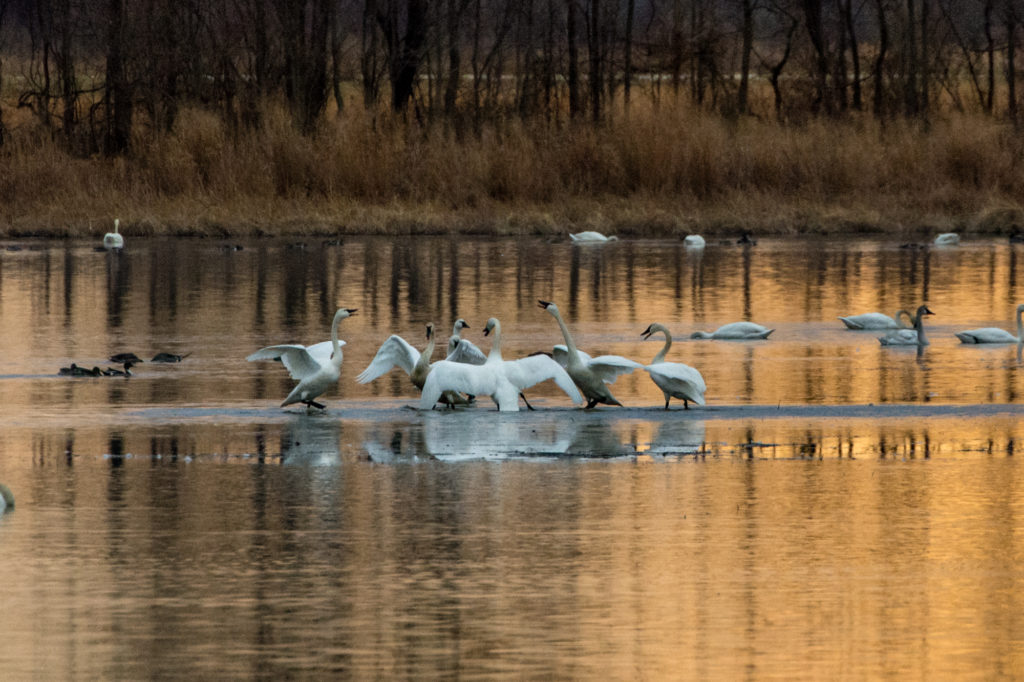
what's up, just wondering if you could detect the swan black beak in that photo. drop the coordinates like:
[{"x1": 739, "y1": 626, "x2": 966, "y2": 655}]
[
  {"x1": 426, "y1": 325, "x2": 433, "y2": 339},
  {"x1": 346, "y1": 308, "x2": 358, "y2": 315},
  {"x1": 641, "y1": 325, "x2": 654, "y2": 340},
  {"x1": 538, "y1": 299, "x2": 552, "y2": 309},
  {"x1": 922, "y1": 307, "x2": 935, "y2": 316}
]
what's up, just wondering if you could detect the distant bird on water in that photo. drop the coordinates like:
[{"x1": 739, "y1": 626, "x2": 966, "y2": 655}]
[
  {"x1": 103, "y1": 218, "x2": 124, "y2": 249},
  {"x1": 570, "y1": 231, "x2": 618, "y2": 243},
  {"x1": 0, "y1": 483, "x2": 14, "y2": 513}
]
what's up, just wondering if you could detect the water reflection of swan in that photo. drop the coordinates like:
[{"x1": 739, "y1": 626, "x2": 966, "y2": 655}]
[
  {"x1": 641, "y1": 323, "x2": 706, "y2": 409},
  {"x1": 280, "y1": 416, "x2": 342, "y2": 465},
  {"x1": 879, "y1": 305, "x2": 934, "y2": 346},
  {"x1": 420, "y1": 318, "x2": 583, "y2": 412},
  {"x1": 423, "y1": 413, "x2": 578, "y2": 460},
  {"x1": 838, "y1": 310, "x2": 912, "y2": 330},
  {"x1": 647, "y1": 419, "x2": 706, "y2": 455},
  {"x1": 103, "y1": 218, "x2": 124, "y2": 249},
  {"x1": 0, "y1": 483, "x2": 14, "y2": 513},
  {"x1": 570, "y1": 231, "x2": 617, "y2": 243},
  {"x1": 539, "y1": 300, "x2": 641, "y2": 408},
  {"x1": 955, "y1": 304, "x2": 1024, "y2": 344},
  {"x1": 690, "y1": 321, "x2": 774, "y2": 340},
  {"x1": 247, "y1": 307, "x2": 357, "y2": 409}
]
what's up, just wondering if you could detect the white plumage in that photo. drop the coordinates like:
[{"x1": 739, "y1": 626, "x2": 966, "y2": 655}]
[
  {"x1": 838, "y1": 310, "x2": 912, "y2": 330},
  {"x1": 879, "y1": 305, "x2": 934, "y2": 346},
  {"x1": 690, "y1": 321, "x2": 774, "y2": 340},
  {"x1": 955, "y1": 304, "x2": 1024, "y2": 344},
  {"x1": 641, "y1": 323, "x2": 706, "y2": 409},
  {"x1": 103, "y1": 218, "x2": 124, "y2": 249}
]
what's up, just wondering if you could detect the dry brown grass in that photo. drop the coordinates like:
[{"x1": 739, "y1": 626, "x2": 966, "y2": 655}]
[{"x1": 1, "y1": 100, "x2": 1022, "y2": 239}]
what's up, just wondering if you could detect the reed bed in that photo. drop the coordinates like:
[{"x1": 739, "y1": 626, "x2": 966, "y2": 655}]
[{"x1": 1, "y1": 102, "x2": 1022, "y2": 238}]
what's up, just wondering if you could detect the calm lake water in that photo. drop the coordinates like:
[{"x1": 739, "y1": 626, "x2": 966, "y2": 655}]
[{"x1": 1, "y1": 235, "x2": 1022, "y2": 678}]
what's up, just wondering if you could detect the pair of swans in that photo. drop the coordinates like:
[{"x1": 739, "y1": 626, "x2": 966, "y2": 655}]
[
  {"x1": 878, "y1": 305, "x2": 935, "y2": 345},
  {"x1": 247, "y1": 307, "x2": 357, "y2": 409},
  {"x1": 955, "y1": 303, "x2": 1024, "y2": 344},
  {"x1": 540, "y1": 301, "x2": 706, "y2": 409},
  {"x1": 358, "y1": 319, "x2": 485, "y2": 406},
  {"x1": 103, "y1": 218, "x2": 124, "y2": 249}
]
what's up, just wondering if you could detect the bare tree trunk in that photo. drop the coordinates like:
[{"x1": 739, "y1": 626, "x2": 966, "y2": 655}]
[
  {"x1": 873, "y1": 0, "x2": 889, "y2": 118},
  {"x1": 567, "y1": 0, "x2": 581, "y2": 118},
  {"x1": 588, "y1": 0, "x2": 602, "y2": 122},
  {"x1": 984, "y1": 0, "x2": 995, "y2": 113},
  {"x1": 737, "y1": 0, "x2": 753, "y2": 114},
  {"x1": 623, "y1": 0, "x2": 634, "y2": 111},
  {"x1": 104, "y1": 0, "x2": 132, "y2": 155},
  {"x1": 842, "y1": 0, "x2": 862, "y2": 109},
  {"x1": 1007, "y1": 9, "x2": 1018, "y2": 123}
]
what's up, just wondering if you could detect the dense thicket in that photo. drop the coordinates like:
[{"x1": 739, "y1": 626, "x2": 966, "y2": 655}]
[{"x1": 0, "y1": 0, "x2": 1021, "y2": 156}]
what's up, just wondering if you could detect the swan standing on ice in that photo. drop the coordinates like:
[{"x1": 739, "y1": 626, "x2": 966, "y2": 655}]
[
  {"x1": 358, "y1": 323, "x2": 476, "y2": 405},
  {"x1": 641, "y1": 323, "x2": 707, "y2": 409},
  {"x1": 103, "y1": 218, "x2": 124, "y2": 249},
  {"x1": 247, "y1": 307, "x2": 357, "y2": 409},
  {"x1": 878, "y1": 305, "x2": 934, "y2": 345},
  {"x1": 570, "y1": 231, "x2": 618, "y2": 243},
  {"x1": 690, "y1": 321, "x2": 774, "y2": 340},
  {"x1": 934, "y1": 233, "x2": 960, "y2": 246},
  {"x1": 420, "y1": 317, "x2": 583, "y2": 412},
  {"x1": 0, "y1": 483, "x2": 14, "y2": 513},
  {"x1": 838, "y1": 310, "x2": 913, "y2": 330},
  {"x1": 683, "y1": 234, "x2": 706, "y2": 249},
  {"x1": 538, "y1": 300, "x2": 641, "y2": 408},
  {"x1": 447, "y1": 319, "x2": 486, "y2": 362},
  {"x1": 955, "y1": 304, "x2": 1024, "y2": 344}
]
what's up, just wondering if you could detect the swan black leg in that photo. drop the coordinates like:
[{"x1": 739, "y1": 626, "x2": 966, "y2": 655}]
[
  {"x1": 683, "y1": 399, "x2": 689, "y2": 410},
  {"x1": 665, "y1": 397, "x2": 671, "y2": 410},
  {"x1": 585, "y1": 398, "x2": 598, "y2": 409},
  {"x1": 519, "y1": 393, "x2": 536, "y2": 411},
  {"x1": 303, "y1": 399, "x2": 326, "y2": 410}
]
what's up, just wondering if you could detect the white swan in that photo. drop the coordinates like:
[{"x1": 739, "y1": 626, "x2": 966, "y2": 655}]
[
  {"x1": 934, "y1": 232, "x2": 960, "y2": 246},
  {"x1": 357, "y1": 323, "x2": 475, "y2": 405},
  {"x1": 539, "y1": 300, "x2": 641, "y2": 407},
  {"x1": 570, "y1": 231, "x2": 618, "y2": 243},
  {"x1": 447, "y1": 319, "x2": 486, "y2": 362},
  {"x1": 690, "y1": 321, "x2": 774, "y2": 340},
  {"x1": 879, "y1": 305, "x2": 934, "y2": 346},
  {"x1": 641, "y1": 323, "x2": 706, "y2": 409},
  {"x1": 955, "y1": 303, "x2": 1024, "y2": 344},
  {"x1": 420, "y1": 318, "x2": 583, "y2": 412},
  {"x1": 103, "y1": 218, "x2": 124, "y2": 249},
  {"x1": 838, "y1": 310, "x2": 913, "y2": 330},
  {"x1": 247, "y1": 307, "x2": 357, "y2": 409},
  {"x1": 683, "y1": 234, "x2": 706, "y2": 249},
  {"x1": 0, "y1": 483, "x2": 14, "y2": 513}
]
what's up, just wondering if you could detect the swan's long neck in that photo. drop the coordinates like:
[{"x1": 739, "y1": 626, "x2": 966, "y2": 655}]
[
  {"x1": 418, "y1": 330, "x2": 436, "y2": 371},
  {"x1": 1017, "y1": 305, "x2": 1024, "y2": 341},
  {"x1": 914, "y1": 311, "x2": 928, "y2": 345},
  {"x1": 550, "y1": 308, "x2": 581, "y2": 366},
  {"x1": 330, "y1": 310, "x2": 344, "y2": 364},
  {"x1": 487, "y1": 320, "x2": 503, "y2": 363},
  {"x1": 652, "y1": 328, "x2": 672, "y2": 364}
]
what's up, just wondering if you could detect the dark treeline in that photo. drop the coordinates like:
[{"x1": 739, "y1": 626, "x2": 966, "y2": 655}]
[{"x1": 0, "y1": 0, "x2": 1021, "y2": 156}]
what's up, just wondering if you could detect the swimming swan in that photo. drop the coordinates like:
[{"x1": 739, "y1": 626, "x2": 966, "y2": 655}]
[
  {"x1": 954, "y1": 303, "x2": 1024, "y2": 344},
  {"x1": 247, "y1": 307, "x2": 357, "y2": 409},
  {"x1": 357, "y1": 323, "x2": 474, "y2": 405},
  {"x1": 420, "y1": 318, "x2": 583, "y2": 412},
  {"x1": 447, "y1": 319, "x2": 486, "y2": 362},
  {"x1": 934, "y1": 232, "x2": 960, "y2": 246},
  {"x1": 641, "y1": 323, "x2": 707, "y2": 409},
  {"x1": 690, "y1": 321, "x2": 774, "y2": 340},
  {"x1": 683, "y1": 234, "x2": 706, "y2": 249},
  {"x1": 570, "y1": 231, "x2": 618, "y2": 243},
  {"x1": 0, "y1": 483, "x2": 13, "y2": 513},
  {"x1": 103, "y1": 218, "x2": 124, "y2": 249},
  {"x1": 539, "y1": 299, "x2": 641, "y2": 408},
  {"x1": 838, "y1": 310, "x2": 913, "y2": 330},
  {"x1": 879, "y1": 305, "x2": 934, "y2": 345}
]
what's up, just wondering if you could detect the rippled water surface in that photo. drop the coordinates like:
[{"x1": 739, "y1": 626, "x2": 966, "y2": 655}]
[{"x1": 0, "y1": 235, "x2": 1022, "y2": 678}]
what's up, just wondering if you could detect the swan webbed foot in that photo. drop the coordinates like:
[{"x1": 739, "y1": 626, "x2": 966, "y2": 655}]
[
  {"x1": 303, "y1": 400, "x2": 327, "y2": 410},
  {"x1": 519, "y1": 393, "x2": 536, "y2": 411}
]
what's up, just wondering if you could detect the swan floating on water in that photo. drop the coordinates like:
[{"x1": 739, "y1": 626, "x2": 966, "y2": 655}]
[
  {"x1": 641, "y1": 323, "x2": 707, "y2": 409},
  {"x1": 570, "y1": 231, "x2": 617, "y2": 243},
  {"x1": 247, "y1": 307, "x2": 357, "y2": 409},
  {"x1": 690, "y1": 321, "x2": 774, "y2": 340},
  {"x1": 420, "y1": 317, "x2": 583, "y2": 412},
  {"x1": 539, "y1": 300, "x2": 641, "y2": 408},
  {"x1": 933, "y1": 232, "x2": 960, "y2": 246},
  {"x1": 683, "y1": 234, "x2": 706, "y2": 249},
  {"x1": 0, "y1": 483, "x2": 14, "y2": 513},
  {"x1": 838, "y1": 310, "x2": 913, "y2": 330},
  {"x1": 103, "y1": 218, "x2": 124, "y2": 249},
  {"x1": 954, "y1": 303, "x2": 1024, "y2": 344},
  {"x1": 879, "y1": 305, "x2": 934, "y2": 345}
]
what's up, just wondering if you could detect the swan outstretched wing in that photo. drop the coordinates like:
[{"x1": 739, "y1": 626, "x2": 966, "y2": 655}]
[
  {"x1": 586, "y1": 355, "x2": 643, "y2": 384},
  {"x1": 502, "y1": 355, "x2": 584, "y2": 404},
  {"x1": 304, "y1": 340, "x2": 341, "y2": 366},
  {"x1": 247, "y1": 344, "x2": 328, "y2": 380},
  {"x1": 357, "y1": 335, "x2": 421, "y2": 384},
  {"x1": 446, "y1": 339, "x2": 487, "y2": 365}
]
